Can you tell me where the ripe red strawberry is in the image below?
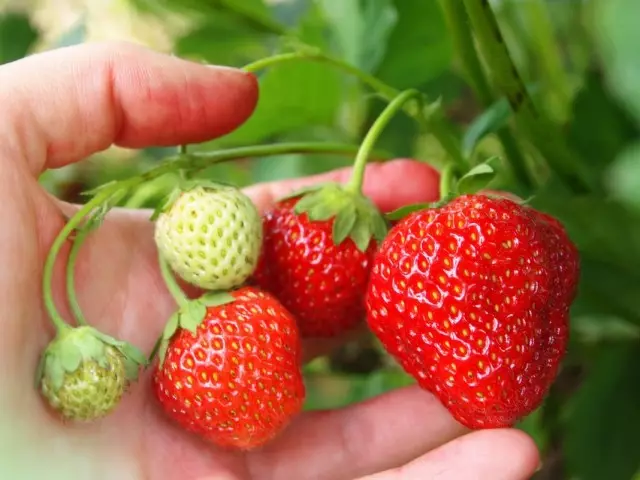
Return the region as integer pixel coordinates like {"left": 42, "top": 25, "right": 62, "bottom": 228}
{"left": 365, "top": 194, "right": 579, "bottom": 429}
{"left": 252, "top": 183, "right": 387, "bottom": 338}
{"left": 153, "top": 286, "right": 305, "bottom": 450}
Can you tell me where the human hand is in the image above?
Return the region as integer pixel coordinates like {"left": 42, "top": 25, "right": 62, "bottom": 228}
{"left": 0, "top": 42, "right": 539, "bottom": 480}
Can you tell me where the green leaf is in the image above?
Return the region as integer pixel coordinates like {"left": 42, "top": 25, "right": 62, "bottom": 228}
{"left": 211, "top": 5, "right": 342, "bottom": 146}
{"left": 565, "top": 343, "right": 640, "bottom": 480}
{"left": 566, "top": 69, "right": 638, "bottom": 176}
{"left": 594, "top": 0, "right": 640, "bottom": 123}
{"left": 384, "top": 202, "right": 432, "bottom": 222}
{"left": 455, "top": 156, "right": 502, "bottom": 194}
{"left": 607, "top": 142, "right": 640, "bottom": 212}
{"left": 572, "top": 313, "right": 640, "bottom": 344}
{"left": 200, "top": 291, "right": 235, "bottom": 307}
{"left": 174, "top": 12, "right": 269, "bottom": 68}
{"left": 0, "top": 13, "right": 39, "bottom": 65}
{"left": 179, "top": 301, "right": 207, "bottom": 333}
{"left": 318, "top": 0, "right": 397, "bottom": 73}
{"left": 462, "top": 98, "right": 511, "bottom": 157}
{"left": 530, "top": 192, "right": 640, "bottom": 275}
{"left": 332, "top": 203, "right": 357, "bottom": 245}
{"left": 375, "top": 0, "right": 452, "bottom": 89}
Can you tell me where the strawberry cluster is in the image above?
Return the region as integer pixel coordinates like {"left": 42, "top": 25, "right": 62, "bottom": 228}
{"left": 35, "top": 95, "right": 579, "bottom": 453}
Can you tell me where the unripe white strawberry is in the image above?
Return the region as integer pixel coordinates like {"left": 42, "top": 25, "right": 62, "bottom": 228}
{"left": 154, "top": 184, "right": 262, "bottom": 290}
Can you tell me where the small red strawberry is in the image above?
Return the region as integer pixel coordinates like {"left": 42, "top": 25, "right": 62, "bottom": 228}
{"left": 365, "top": 194, "right": 579, "bottom": 429}
{"left": 252, "top": 189, "right": 384, "bottom": 337}
{"left": 152, "top": 287, "right": 305, "bottom": 450}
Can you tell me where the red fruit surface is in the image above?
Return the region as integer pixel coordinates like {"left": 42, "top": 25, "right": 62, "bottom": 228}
{"left": 153, "top": 287, "right": 305, "bottom": 450}
{"left": 365, "top": 194, "right": 578, "bottom": 429}
{"left": 252, "top": 197, "right": 377, "bottom": 338}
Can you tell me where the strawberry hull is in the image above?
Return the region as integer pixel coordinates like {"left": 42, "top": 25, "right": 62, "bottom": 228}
{"left": 365, "top": 194, "right": 578, "bottom": 429}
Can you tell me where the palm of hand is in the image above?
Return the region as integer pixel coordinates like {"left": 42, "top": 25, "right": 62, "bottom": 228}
{"left": 0, "top": 42, "right": 538, "bottom": 480}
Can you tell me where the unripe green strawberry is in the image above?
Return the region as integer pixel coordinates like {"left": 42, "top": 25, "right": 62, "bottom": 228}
{"left": 154, "top": 184, "right": 262, "bottom": 290}
{"left": 36, "top": 326, "right": 146, "bottom": 422}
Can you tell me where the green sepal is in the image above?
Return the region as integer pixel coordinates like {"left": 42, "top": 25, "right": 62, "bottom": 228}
{"left": 201, "top": 291, "right": 236, "bottom": 307}
{"left": 37, "top": 326, "right": 148, "bottom": 390}
{"left": 455, "top": 156, "right": 502, "bottom": 195}
{"left": 149, "top": 178, "right": 238, "bottom": 221}
{"left": 155, "top": 292, "right": 235, "bottom": 366}
{"left": 38, "top": 326, "right": 117, "bottom": 392}
{"left": 385, "top": 202, "right": 434, "bottom": 222}
{"left": 88, "top": 327, "right": 147, "bottom": 369}
{"left": 333, "top": 203, "right": 357, "bottom": 244}
{"left": 180, "top": 301, "right": 207, "bottom": 334}
{"left": 276, "top": 183, "right": 331, "bottom": 203}
{"left": 283, "top": 183, "right": 389, "bottom": 253}
{"left": 150, "top": 187, "right": 181, "bottom": 221}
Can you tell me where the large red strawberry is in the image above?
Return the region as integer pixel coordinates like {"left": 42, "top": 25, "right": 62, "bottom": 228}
{"left": 365, "top": 194, "right": 579, "bottom": 429}
{"left": 252, "top": 182, "right": 387, "bottom": 338}
{"left": 153, "top": 286, "right": 305, "bottom": 450}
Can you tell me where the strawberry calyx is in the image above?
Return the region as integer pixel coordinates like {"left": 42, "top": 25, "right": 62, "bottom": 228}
{"left": 279, "top": 182, "right": 388, "bottom": 252}
{"left": 154, "top": 291, "right": 236, "bottom": 365}
{"left": 150, "top": 178, "right": 239, "bottom": 222}
{"left": 384, "top": 156, "right": 505, "bottom": 223}
{"left": 35, "top": 325, "right": 147, "bottom": 392}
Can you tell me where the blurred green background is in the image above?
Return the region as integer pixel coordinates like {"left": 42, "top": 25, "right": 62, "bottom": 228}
{"left": 2, "top": 0, "right": 640, "bottom": 479}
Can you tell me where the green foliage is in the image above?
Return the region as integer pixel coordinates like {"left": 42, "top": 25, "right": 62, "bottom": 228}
{"left": 6, "top": 0, "right": 640, "bottom": 477}
{"left": 0, "top": 12, "right": 38, "bottom": 64}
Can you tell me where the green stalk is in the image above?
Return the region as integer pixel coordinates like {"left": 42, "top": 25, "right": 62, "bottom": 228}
{"left": 347, "top": 90, "right": 423, "bottom": 194}
{"left": 48, "top": 142, "right": 360, "bottom": 332}
{"left": 66, "top": 227, "right": 90, "bottom": 326}
{"left": 438, "top": 0, "right": 533, "bottom": 192}
{"left": 243, "top": 52, "right": 467, "bottom": 169}
{"left": 462, "top": 0, "right": 594, "bottom": 193}
{"left": 438, "top": 163, "right": 458, "bottom": 200}
{"left": 244, "top": 52, "right": 398, "bottom": 100}
{"left": 43, "top": 190, "right": 115, "bottom": 333}
{"left": 158, "top": 255, "right": 188, "bottom": 307}
{"left": 524, "top": 0, "right": 572, "bottom": 120}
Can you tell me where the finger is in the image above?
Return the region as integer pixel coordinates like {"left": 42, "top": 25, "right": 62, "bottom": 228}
{"left": 362, "top": 428, "right": 540, "bottom": 480}
{"left": 248, "top": 385, "right": 467, "bottom": 480}
{"left": 0, "top": 41, "right": 258, "bottom": 176}
{"left": 60, "top": 159, "right": 440, "bottom": 351}
{"left": 244, "top": 157, "right": 440, "bottom": 213}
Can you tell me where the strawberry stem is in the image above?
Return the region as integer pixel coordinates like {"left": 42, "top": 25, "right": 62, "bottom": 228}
{"left": 439, "top": 163, "right": 459, "bottom": 200}
{"left": 42, "top": 190, "right": 115, "bottom": 333}
{"left": 243, "top": 52, "right": 466, "bottom": 168}
{"left": 66, "top": 226, "right": 90, "bottom": 326}
{"left": 158, "top": 254, "right": 189, "bottom": 307}
{"left": 347, "top": 89, "right": 424, "bottom": 194}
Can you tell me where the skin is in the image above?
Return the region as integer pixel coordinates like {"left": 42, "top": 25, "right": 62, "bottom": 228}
{"left": 0, "top": 42, "right": 540, "bottom": 480}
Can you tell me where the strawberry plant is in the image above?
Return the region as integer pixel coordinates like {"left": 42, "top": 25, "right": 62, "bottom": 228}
{"left": 4, "top": 0, "right": 640, "bottom": 477}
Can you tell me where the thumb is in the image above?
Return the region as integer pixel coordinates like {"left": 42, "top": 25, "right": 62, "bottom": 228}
{"left": 0, "top": 41, "right": 258, "bottom": 176}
